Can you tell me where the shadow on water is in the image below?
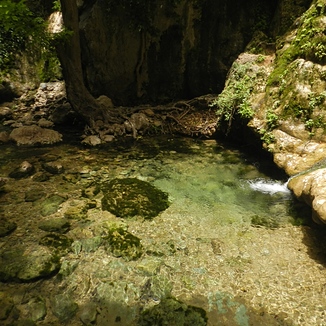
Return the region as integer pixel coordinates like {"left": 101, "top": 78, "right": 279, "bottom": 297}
{"left": 67, "top": 293, "right": 294, "bottom": 326}
{"left": 301, "top": 224, "right": 326, "bottom": 266}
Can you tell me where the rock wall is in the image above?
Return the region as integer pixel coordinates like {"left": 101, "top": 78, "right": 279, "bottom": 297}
{"left": 79, "top": 0, "right": 281, "bottom": 105}
{"left": 213, "top": 0, "right": 326, "bottom": 224}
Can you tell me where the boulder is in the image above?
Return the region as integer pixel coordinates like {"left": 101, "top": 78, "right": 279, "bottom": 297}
{"left": 0, "top": 107, "right": 12, "bottom": 120}
{"left": 81, "top": 135, "right": 102, "bottom": 146}
{"left": 0, "top": 246, "right": 61, "bottom": 282}
{"left": 101, "top": 177, "right": 170, "bottom": 219}
{"left": 288, "top": 168, "right": 326, "bottom": 224}
{"left": 9, "top": 161, "right": 35, "bottom": 179}
{"left": 10, "top": 125, "right": 62, "bottom": 146}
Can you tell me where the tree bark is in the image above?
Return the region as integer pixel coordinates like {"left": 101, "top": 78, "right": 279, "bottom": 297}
{"left": 56, "top": 0, "right": 103, "bottom": 128}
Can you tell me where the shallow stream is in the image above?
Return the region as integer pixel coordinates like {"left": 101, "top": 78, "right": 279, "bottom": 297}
{"left": 1, "top": 136, "right": 326, "bottom": 325}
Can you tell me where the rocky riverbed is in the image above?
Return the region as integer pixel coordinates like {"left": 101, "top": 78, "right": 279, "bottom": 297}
{"left": 0, "top": 135, "right": 325, "bottom": 325}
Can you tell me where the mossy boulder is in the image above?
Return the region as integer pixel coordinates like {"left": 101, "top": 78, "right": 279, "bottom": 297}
{"left": 39, "top": 233, "right": 73, "bottom": 255}
{"left": 104, "top": 226, "right": 143, "bottom": 261}
{"left": 138, "top": 297, "right": 207, "bottom": 326}
{"left": 101, "top": 178, "right": 169, "bottom": 219}
{"left": 0, "top": 246, "right": 61, "bottom": 282}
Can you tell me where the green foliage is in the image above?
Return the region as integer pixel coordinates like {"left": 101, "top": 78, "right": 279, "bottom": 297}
{"left": 268, "top": 2, "right": 326, "bottom": 86}
{"left": 260, "top": 129, "right": 275, "bottom": 147}
{"left": 210, "top": 62, "right": 255, "bottom": 133}
{"left": 0, "top": 0, "right": 46, "bottom": 71}
{"left": 52, "top": 0, "right": 60, "bottom": 11}
{"left": 0, "top": 0, "right": 63, "bottom": 81}
{"left": 266, "top": 110, "right": 279, "bottom": 129}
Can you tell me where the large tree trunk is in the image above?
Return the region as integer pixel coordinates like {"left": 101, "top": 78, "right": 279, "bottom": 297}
{"left": 56, "top": 0, "right": 104, "bottom": 128}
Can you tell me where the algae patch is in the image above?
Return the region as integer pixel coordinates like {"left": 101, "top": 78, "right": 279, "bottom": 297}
{"left": 138, "top": 297, "right": 208, "bottom": 326}
{"left": 104, "top": 226, "right": 143, "bottom": 261}
{"left": 101, "top": 178, "right": 169, "bottom": 219}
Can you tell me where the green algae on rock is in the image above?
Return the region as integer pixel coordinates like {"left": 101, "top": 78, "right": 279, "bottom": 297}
{"left": 101, "top": 178, "right": 169, "bottom": 219}
{"left": 39, "top": 233, "right": 73, "bottom": 254}
{"left": 40, "top": 195, "right": 66, "bottom": 216}
{"left": 0, "top": 246, "right": 61, "bottom": 282}
{"left": 138, "top": 297, "right": 208, "bottom": 326}
{"left": 104, "top": 226, "right": 143, "bottom": 261}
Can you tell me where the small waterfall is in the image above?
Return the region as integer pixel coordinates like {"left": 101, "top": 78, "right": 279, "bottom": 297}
{"left": 247, "top": 178, "right": 291, "bottom": 195}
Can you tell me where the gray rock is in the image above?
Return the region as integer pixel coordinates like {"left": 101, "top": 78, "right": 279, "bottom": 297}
{"left": 57, "top": 259, "right": 79, "bottom": 279}
{"left": 10, "top": 125, "right": 62, "bottom": 146}
{"left": 80, "top": 236, "right": 102, "bottom": 253}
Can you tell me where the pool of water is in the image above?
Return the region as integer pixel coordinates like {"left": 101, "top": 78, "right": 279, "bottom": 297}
{"left": 0, "top": 135, "right": 324, "bottom": 326}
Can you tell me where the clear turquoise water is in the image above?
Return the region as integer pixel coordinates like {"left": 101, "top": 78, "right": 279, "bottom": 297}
{"left": 0, "top": 136, "right": 309, "bottom": 228}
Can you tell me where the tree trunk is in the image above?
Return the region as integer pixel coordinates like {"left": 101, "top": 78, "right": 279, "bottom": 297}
{"left": 56, "top": 0, "right": 103, "bottom": 128}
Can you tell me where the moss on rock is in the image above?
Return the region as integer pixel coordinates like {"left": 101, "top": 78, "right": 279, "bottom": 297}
{"left": 39, "top": 233, "right": 73, "bottom": 254}
{"left": 104, "top": 226, "right": 143, "bottom": 261}
{"left": 138, "top": 297, "right": 208, "bottom": 326}
{"left": 101, "top": 178, "right": 169, "bottom": 219}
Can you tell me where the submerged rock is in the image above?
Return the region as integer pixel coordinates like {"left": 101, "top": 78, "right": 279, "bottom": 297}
{"left": 38, "top": 218, "right": 71, "bottom": 233}
{"left": 42, "top": 161, "right": 64, "bottom": 174}
{"left": 39, "top": 233, "right": 73, "bottom": 254}
{"left": 0, "top": 246, "right": 60, "bottom": 282}
{"left": 104, "top": 226, "right": 143, "bottom": 261}
{"left": 50, "top": 293, "right": 78, "bottom": 323}
{"left": 40, "top": 195, "right": 66, "bottom": 216}
{"left": 0, "top": 291, "right": 14, "bottom": 320}
{"left": 9, "top": 161, "right": 35, "bottom": 179}
{"left": 101, "top": 178, "right": 169, "bottom": 219}
{"left": 139, "top": 297, "right": 207, "bottom": 326}
{"left": 81, "top": 135, "right": 102, "bottom": 146}
{"left": 27, "top": 296, "right": 47, "bottom": 322}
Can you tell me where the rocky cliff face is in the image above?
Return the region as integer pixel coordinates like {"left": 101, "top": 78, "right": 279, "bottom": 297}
{"left": 213, "top": 0, "right": 326, "bottom": 224}
{"left": 78, "top": 0, "right": 284, "bottom": 105}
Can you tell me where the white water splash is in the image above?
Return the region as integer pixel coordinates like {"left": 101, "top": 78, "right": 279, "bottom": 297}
{"left": 247, "top": 178, "right": 291, "bottom": 195}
